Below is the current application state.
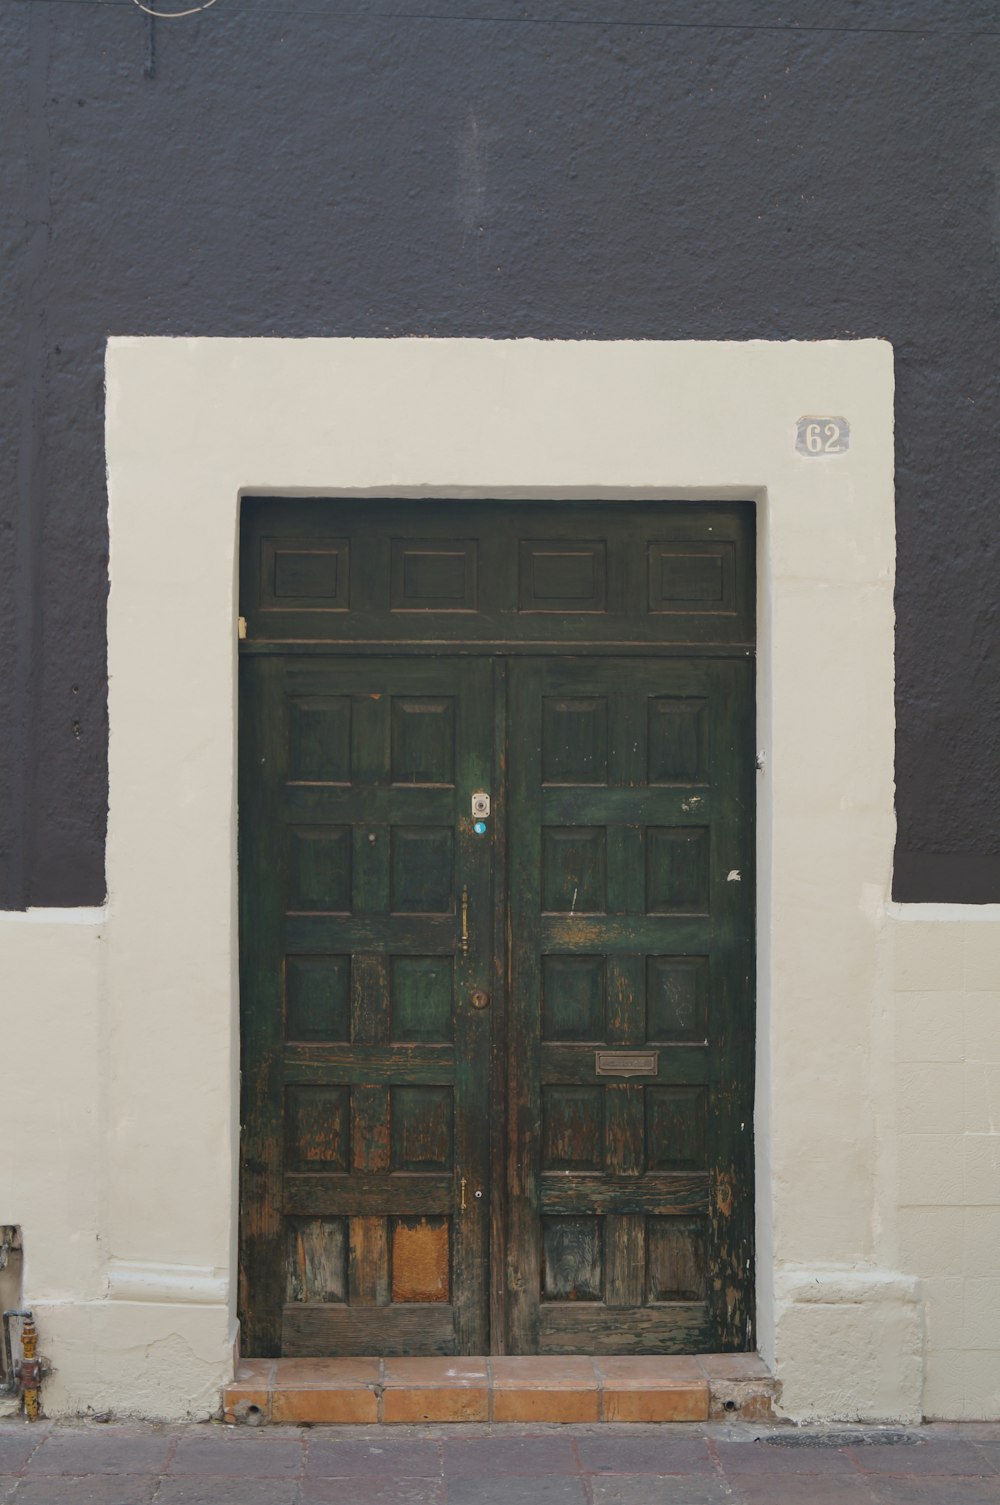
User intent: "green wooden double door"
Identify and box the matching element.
[238,501,755,1359]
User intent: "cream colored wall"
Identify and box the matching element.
[0,911,105,1308]
[890,908,1000,1420]
[0,336,993,1423]
[0,910,235,1418]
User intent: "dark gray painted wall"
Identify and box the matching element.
[3,0,999,906]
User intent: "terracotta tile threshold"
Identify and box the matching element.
[223,1353,775,1426]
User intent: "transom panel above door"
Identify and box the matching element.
[238,497,754,652]
[238,499,756,1358]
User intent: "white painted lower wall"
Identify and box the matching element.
[891,909,1000,1420]
[1,338,997,1422]
[6,903,997,1420]
[0,911,235,1419]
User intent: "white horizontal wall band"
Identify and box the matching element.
[106,1260,228,1305]
[0,908,108,926]
[886,902,1000,923]
[776,1266,920,1306]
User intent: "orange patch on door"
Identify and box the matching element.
[391,1217,450,1303]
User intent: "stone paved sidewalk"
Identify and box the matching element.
[2,1419,1000,1503]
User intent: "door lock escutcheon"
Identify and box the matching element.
[469,988,490,1010]
[471,791,491,818]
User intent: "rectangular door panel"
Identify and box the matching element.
[507,658,754,1354]
[239,657,493,1356]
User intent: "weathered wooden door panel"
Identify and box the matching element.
[239,657,492,1356]
[239,500,756,1358]
[506,658,754,1353]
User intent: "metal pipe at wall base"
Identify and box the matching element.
[2,1311,47,1420]
[19,1313,43,1421]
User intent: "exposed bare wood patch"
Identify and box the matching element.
[285,1217,347,1304]
[391,1217,450,1303]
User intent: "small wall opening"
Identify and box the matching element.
[0,1227,23,1398]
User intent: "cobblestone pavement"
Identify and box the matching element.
[1,1420,999,1503]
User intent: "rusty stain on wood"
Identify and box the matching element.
[546,919,607,946]
[349,1215,390,1305]
[391,1217,450,1303]
[543,1087,602,1169]
[647,1215,706,1301]
[607,967,630,1038]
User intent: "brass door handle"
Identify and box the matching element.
[469,988,490,1010]
[460,885,469,956]
[459,1177,483,1213]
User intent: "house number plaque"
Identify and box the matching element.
[595,1051,659,1078]
[795,416,850,455]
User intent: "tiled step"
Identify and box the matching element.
[223,1354,775,1425]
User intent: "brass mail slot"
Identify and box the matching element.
[595,1050,659,1078]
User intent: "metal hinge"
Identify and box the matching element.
[237,616,248,641]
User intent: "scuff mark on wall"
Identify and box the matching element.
[457,108,488,263]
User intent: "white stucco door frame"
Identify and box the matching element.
[90,337,915,1420]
